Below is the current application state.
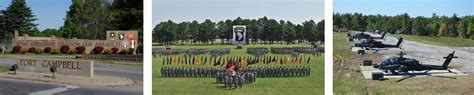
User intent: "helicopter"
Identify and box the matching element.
[353,37,403,50]
[373,51,458,75]
[347,31,386,41]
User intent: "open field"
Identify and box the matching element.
[0,66,9,73]
[334,32,474,94]
[152,44,324,95]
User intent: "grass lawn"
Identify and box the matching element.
[334,32,474,94]
[393,34,474,47]
[333,32,368,94]
[0,66,9,73]
[152,44,324,95]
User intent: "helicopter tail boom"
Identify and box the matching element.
[380,32,387,39]
[396,38,403,47]
[442,51,458,69]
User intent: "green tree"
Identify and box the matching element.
[3,0,38,34]
[189,21,200,45]
[398,13,412,34]
[265,19,279,44]
[257,17,268,44]
[302,20,317,42]
[412,16,430,35]
[295,24,305,44]
[30,28,41,36]
[176,22,190,45]
[111,0,143,41]
[350,13,365,31]
[282,21,296,44]
[316,20,325,43]
[42,28,62,37]
[153,20,177,44]
[111,0,143,30]
[63,0,114,40]
[447,14,460,37]
[246,19,258,44]
[439,21,448,37]
[85,0,114,40]
[63,0,85,39]
[427,13,440,36]
[199,19,216,44]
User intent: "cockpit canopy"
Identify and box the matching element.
[379,55,419,67]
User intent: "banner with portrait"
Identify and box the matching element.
[232,25,246,45]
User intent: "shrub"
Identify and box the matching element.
[69,49,77,54]
[118,49,129,54]
[111,47,119,54]
[20,48,28,54]
[128,48,135,54]
[51,48,60,54]
[103,48,113,54]
[44,47,52,53]
[92,46,104,54]
[12,45,22,54]
[28,47,36,53]
[138,44,143,53]
[60,45,70,54]
[35,48,43,54]
[75,46,86,54]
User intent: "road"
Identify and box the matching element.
[0,58,143,95]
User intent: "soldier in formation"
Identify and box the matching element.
[161,65,310,78]
[271,48,295,54]
[247,48,269,56]
[161,66,224,78]
[153,49,184,57]
[209,48,231,56]
[294,47,324,56]
[242,66,311,77]
[184,49,208,55]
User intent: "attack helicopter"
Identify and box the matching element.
[373,51,458,75]
[347,31,386,41]
[353,37,403,50]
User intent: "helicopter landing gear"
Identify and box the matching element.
[390,70,399,75]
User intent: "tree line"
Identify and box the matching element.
[0,0,143,40]
[153,17,324,45]
[334,13,474,39]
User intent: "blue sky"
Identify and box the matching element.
[153,0,325,26]
[0,0,71,31]
[334,0,474,17]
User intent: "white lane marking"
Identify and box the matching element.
[29,85,79,95]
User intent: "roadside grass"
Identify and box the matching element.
[96,60,143,66]
[152,44,324,95]
[333,32,368,95]
[0,66,9,73]
[393,34,474,47]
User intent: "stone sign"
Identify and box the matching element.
[16,58,94,77]
[13,30,139,54]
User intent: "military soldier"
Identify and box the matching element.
[162,66,166,77]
